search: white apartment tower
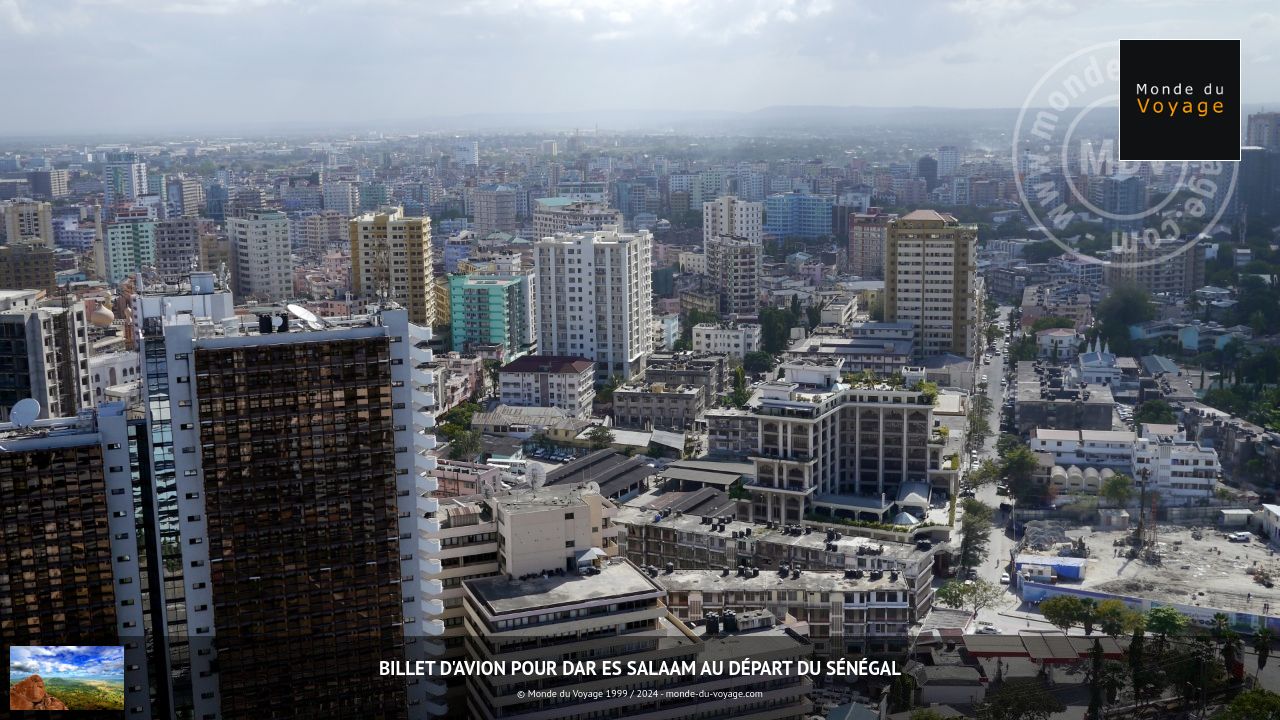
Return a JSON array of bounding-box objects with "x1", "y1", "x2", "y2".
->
[
  {"x1": 323, "y1": 181, "x2": 359, "y2": 217},
  {"x1": 227, "y1": 209, "x2": 292, "y2": 302},
  {"x1": 702, "y1": 195, "x2": 763, "y2": 247},
  {"x1": 535, "y1": 227, "x2": 653, "y2": 382}
]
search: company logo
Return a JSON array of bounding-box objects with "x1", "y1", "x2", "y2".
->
[{"x1": 1013, "y1": 41, "x2": 1238, "y2": 270}]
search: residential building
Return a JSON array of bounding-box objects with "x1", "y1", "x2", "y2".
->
[
  {"x1": 1247, "y1": 111, "x2": 1280, "y2": 150},
  {"x1": 297, "y1": 209, "x2": 347, "y2": 257},
  {"x1": 531, "y1": 198, "x2": 623, "y2": 238},
  {"x1": 0, "y1": 243, "x2": 57, "y2": 292},
  {"x1": 1030, "y1": 429, "x2": 1136, "y2": 471},
  {"x1": 471, "y1": 184, "x2": 518, "y2": 236},
  {"x1": 645, "y1": 351, "x2": 729, "y2": 398},
  {"x1": 884, "y1": 210, "x2": 980, "y2": 358},
  {"x1": 534, "y1": 227, "x2": 653, "y2": 382},
  {"x1": 1020, "y1": 283, "x2": 1094, "y2": 331},
  {"x1": 447, "y1": 274, "x2": 534, "y2": 361},
  {"x1": 1036, "y1": 327, "x2": 1081, "y2": 360},
  {"x1": 1013, "y1": 361, "x2": 1116, "y2": 434},
  {"x1": 764, "y1": 191, "x2": 834, "y2": 238},
  {"x1": 130, "y1": 279, "x2": 443, "y2": 718},
  {"x1": 783, "y1": 334, "x2": 914, "y2": 376},
  {"x1": 164, "y1": 175, "x2": 204, "y2": 218},
  {"x1": 153, "y1": 217, "x2": 200, "y2": 283},
  {"x1": 0, "y1": 294, "x2": 91, "y2": 420},
  {"x1": 1104, "y1": 238, "x2": 1206, "y2": 298},
  {"x1": 613, "y1": 382, "x2": 706, "y2": 431},
  {"x1": 1, "y1": 198, "x2": 53, "y2": 246},
  {"x1": 1133, "y1": 423, "x2": 1221, "y2": 500},
  {"x1": 227, "y1": 209, "x2": 291, "y2": 301},
  {"x1": 323, "y1": 181, "x2": 360, "y2": 217},
  {"x1": 498, "y1": 354, "x2": 595, "y2": 418},
  {"x1": 1091, "y1": 174, "x2": 1145, "y2": 232},
  {"x1": 102, "y1": 152, "x2": 148, "y2": 218},
  {"x1": 691, "y1": 322, "x2": 761, "y2": 359},
  {"x1": 705, "y1": 235, "x2": 762, "y2": 317},
  {"x1": 26, "y1": 168, "x2": 69, "y2": 199},
  {"x1": 849, "y1": 208, "x2": 895, "y2": 279},
  {"x1": 702, "y1": 195, "x2": 763, "y2": 246},
  {"x1": 0, "y1": 403, "x2": 151, "y2": 717},
  {"x1": 350, "y1": 206, "x2": 436, "y2": 325},
  {"x1": 88, "y1": 350, "x2": 140, "y2": 407}
]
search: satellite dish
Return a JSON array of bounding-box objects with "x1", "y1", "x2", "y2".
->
[
  {"x1": 583, "y1": 481, "x2": 600, "y2": 495},
  {"x1": 9, "y1": 398, "x2": 40, "y2": 429},
  {"x1": 287, "y1": 303, "x2": 327, "y2": 330},
  {"x1": 271, "y1": 314, "x2": 285, "y2": 329}
]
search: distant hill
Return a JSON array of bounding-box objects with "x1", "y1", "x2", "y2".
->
[{"x1": 10, "y1": 674, "x2": 124, "y2": 711}]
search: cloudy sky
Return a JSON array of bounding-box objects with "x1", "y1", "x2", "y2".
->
[
  {"x1": 1, "y1": 0, "x2": 1278, "y2": 135},
  {"x1": 10, "y1": 646, "x2": 125, "y2": 679}
]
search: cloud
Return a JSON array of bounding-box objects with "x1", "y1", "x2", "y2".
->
[
  {"x1": 0, "y1": 0, "x2": 34, "y2": 33},
  {"x1": 9, "y1": 646, "x2": 124, "y2": 679}
]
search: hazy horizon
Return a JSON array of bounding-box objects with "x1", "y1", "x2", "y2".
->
[{"x1": 2, "y1": 0, "x2": 1279, "y2": 136}]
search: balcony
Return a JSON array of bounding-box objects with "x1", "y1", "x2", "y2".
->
[
  {"x1": 418, "y1": 495, "x2": 439, "y2": 514},
  {"x1": 408, "y1": 324, "x2": 432, "y2": 344},
  {"x1": 411, "y1": 346, "x2": 434, "y2": 365},
  {"x1": 420, "y1": 577, "x2": 443, "y2": 595},
  {"x1": 418, "y1": 456, "x2": 438, "y2": 472},
  {"x1": 424, "y1": 700, "x2": 449, "y2": 716},
  {"x1": 420, "y1": 475, "x2": 439, "y2": 492},
  {"x1": 421, "y1": 517, "x2": 441, "y2": 534},
  {"x1": 416, "y1": 412, "x2": 435, "y2": 429},
  {"x1": 423, "y1": 598, "x2": 445, "y2": 616},
  {"x1": 424, "y1": 619, "x2": 445, "y2": 636},
  {"x1": 422, "y1": 558, "x2": 443, "y2": 575},
  {"x1": 415, "y1": 431, "x2": 438, "y2": 451},
  {"x1": 422, "y1": 538, "x2": 442, "y2": 554},
  {"x1": 412, "y1": 366, "x2": 435, "y2": 386},
  {"x1": 412, "y1": 389, "x2": 436, "y2": 408}
]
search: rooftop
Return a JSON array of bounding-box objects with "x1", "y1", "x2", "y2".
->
[
  {"x1": 465, "y1": 559, "x2": 664, "y2": 616},
  {"x1": 499, "y1": 355, "x2": 593, "y2": 375},
  {"x1": 658, "y1": 568, "x2": 907, "y2": 594}
]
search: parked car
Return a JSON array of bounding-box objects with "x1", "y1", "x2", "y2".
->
[{"x1": 1000, "y1": 572, "x2": 1011, "y2": 584}]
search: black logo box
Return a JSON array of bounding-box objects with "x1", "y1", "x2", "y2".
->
[{"x1": 1119, "y1": 39, "x2": 1240, "y2": 162}]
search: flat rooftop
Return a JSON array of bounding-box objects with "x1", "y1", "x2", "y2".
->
[
  {"x1": 1050, "y1": 526, "x2": 1280, "y2": 616},
  {"x1": 659, "y1": 569, "x2": 907, "y2": 594},
  {"x1": 466, "y1": 559, "x2": 663, "y2": 616}
]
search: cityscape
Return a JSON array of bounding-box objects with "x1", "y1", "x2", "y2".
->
[{"x1": 4, "y1": 2, "x2": 1280, "y2": 720}]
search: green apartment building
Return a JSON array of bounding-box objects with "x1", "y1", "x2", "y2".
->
[{"x1": 448, "y1": 273, "x2": 534, "y2": 361}]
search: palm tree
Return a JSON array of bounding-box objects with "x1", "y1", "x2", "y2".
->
[
  {"x1": 1255, "y1": 627, "x2": 1275, "y2": 680},
  {"x1": 1222, "y1": 630, "x2": 1244, "y2": 683}
]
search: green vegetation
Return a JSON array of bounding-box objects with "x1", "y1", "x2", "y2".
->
[
  {"x1": 1217, "y1": 688, "x2": 1280, "y2": 720},
  {"x1": 1029, "y1": 316, "x2": 1075, "y2": 332},
  {"x1": 743, "y1": 351, "x2": 774, "y2": 374},
  {"x1": 676, "y1": 309, "x2": 720, "y2": 351},
  {"x1": 41, "y1": 677, "x2": 125, "y2": 710},
  {"x1": 759, "y1": 302, "x2": 805, "y2": 354},
  {"x1": 967, "y1": 392, "x2": 992, "y2": 449},
  {"x1": 447, "y1": 429, "x2": 482, "y2": 460},
  {"x1": 1095, "y1": 282, "x2": 1155, "y2": 356},
  {"x1": 977, "y1": 678, "x2": 1066, "y2": 720},
  {"x1": 1133, "y1": 399, "x2": 1176, "y2": 426},
  {"x1": 957, "y1": 498, "x2": 993, "y2": 570},
  {"x1": 1100, "y1": 473, "x2": 1135, "y2": 508},
  {"x1": 437, "y1": 401, "x2": 483, "y2": 443},
  {"x1": 586, "y1": 425, "x2": 615, "y2": 450},
  {"x1": 936, "y1": 578, "x2": 1004, "y2": 616},
  {"x1": 728, "y1": 367, "x2": 751, "y2": 408}
]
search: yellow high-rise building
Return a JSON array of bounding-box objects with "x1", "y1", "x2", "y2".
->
[
  {"x1": 350, "y1": 207, "x2": 435, "y2": 326},
  {"x1": 885, "y1": 209, "x2": 981, "y2": 359}
]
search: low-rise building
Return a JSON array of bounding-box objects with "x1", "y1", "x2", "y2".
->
[
  {"x1": 1013, "y1": 361, "x2": 1115, "y2": 435},
  {"x1": 691, "y1": 322, "x2": 761, "y2": 359},
  {"x1": 614, "y1": 383, "x2": 706, "y2": 431},
  {"x1": 1133, "y1": 422, "x2": 1221, "y2": 500},
  {"x1": 498, "y1": 355, "x2": 595, "y2": 418},
  {"x1": 645, "y1": 351, "x2": 729, "y2": 398},
  {"x1": 1036, "y1": 327, "x2": 1081, "y2": 360}
]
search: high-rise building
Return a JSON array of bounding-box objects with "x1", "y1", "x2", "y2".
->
[
  {"x1": 164, "y1": 174, "x2": 205, "y2": 218},
  {"x1": 916, "y1": 155, "x2": 939, "y2": 190},
  {"x1": 848, "y1": 207, "x2": 896, "y2": 280},
  {"x1": 1247, "y1": 111, "x2": 1280, "y2": 150},
  {"x1": 453, "y1": 140, "x2": 479, "y2": 167},
  {"x1": 702, "y1": 195, "x2": 763, "y2": 247},
  {"x1": 1103, "y1": 237, "x2": 1205, "y2": 298},
  {"x1": 350, "y1": 207, "x2": 436, "y2": 326},
  {"x1": 298, "y1": 209, "x2": 347, "y2": 256},
  {"x1": 0, "y1": 243, "x2": 57, "y2": 292},
  {"x1": 103, "y1": 152, "x2": 148, "y2": 219},
  {"x1": 323, "y1": 181, "x2": 360, "y2": 217},
  {"x1": 104, "y1": 220, "x2": 157, "y2": 285},
  {"x1": 937, "y1": 146, "x2": 959, "y2": 178},
  {"x1": 447, "y1": 273, "x2": 535, "y2": 361},
  {"x1": 1091, "y1": 174, "x2": 1145, "y2": 232},
  {"x1": 0, "y1": 294, "x2": 91, "y2": 419},
  {"x1": 0, "y1": 402, "x2": 151, "y2": 717},
  {"x1": 885, "y1": 209, "x2": 980, "y2": 358},
  {"x1": 535, "y1": 228, "x2": 653, "y2": 382},
  {"x1": 1, "y1": 198, "x2": 53, "y2": 246},
  {"x1": 471, "y1": 184, "x2": 518, "y2": 236},
  {"x1": 531, "y1": 198, "x2": 623, "y2": 238},
  {"x1": 705, "y1": 235, "x2": 762, "y2": 318},
  {"x1": 129, "y1": 279, "x2": 443, "y2": 718},
  {"x1": 228, "y1": 209, "x2": 292, "y2": 302},
  {"x1": 1239, "y1": 146, "x2": 1280, "y2": 221},
  {"x1": 764, "y1": 192, "x2": 835, "y2": 239},
  {"x1": 26, "y1": 168, "x2": 69, "y2": 199},
  {"x1": 153, "y1": 217, "x2": 200, "y2": 283}
]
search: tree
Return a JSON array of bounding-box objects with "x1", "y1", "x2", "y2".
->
[
  {"x1": 743, "y1": 351, "x2": 774, "y2": 374},
  {"x1": 1030, "y1": 316, "x2": 1075, "y2": 332},
  {"x1": 1128, "y1": 621, "x2": 1147, "y2": 706},
  {"x1": 1094, "y1": 599, "x2": 1142, "y2": 638},
  {"x1": 1146, "y1": 606, "x2": 1189, "y2": 647},
  {"x1": 1133, "y1": 399, "x2": 1177, "y2": 426},
  {"x1": 1095, "y1": 282, "x2": 1155, "y2": 354},
  {"x1": 1218, "y1": 688, "x2": 1280, "y2": 720},
  {"x1": 1255, "y1": 627, "x2": 1274, "y2": 678},
  {"x1": 448, "y1": 430, "x2": 482, "y2": 460},
  {"x1": 1086, "y1": 639, "x2": 1104, "y2": 720},
  {"x1": 729, "y1": 366, "x2": 751, "y2": 408},
  {"x1": 976, "y1": 678, "x2": 1066, "y2": 720},
  {"x1": 985, "y1": 323, "x2": 1001, "y2": 345},
  {"x1": 958, "y1": 499, "x2": 993, "y2": 570},
  {"x1": 1100, "y1": 473, "x2": 1135, "y2": 508},
  {"x1": 968, "y1": 459, "x2": 1001, "y2": 488},
  {"x1": 1002, "y1": 445, "x2": 1044, "y2": 505},
  {"x1": 868, "y1": 295, "x2": 885, "y2": 322},
  {"x1": 936, "y1": 579, "x2": 1004, "y2": 616},
  {"x1": 1040, "y1": 595, "x2": 1086, "y2": 633},
  {"x1": 586, "y1": 425, "x2": 615, "y2": 450},
  {"x1": 996, "y1": 433, "x2": 1023, "y2": 457},
  {"x1": 596, "y1": 375, "x2": 622, "y2": 404},
  {"x1": 909, "y1": 711, "x2": 948, "y2": 720}
]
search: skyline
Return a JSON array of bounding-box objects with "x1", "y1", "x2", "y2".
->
[
  {"x1": 9, "y1": 646, "x2": 125, "y2": 680},
  {"x1": 2, "y1": 0, "x2": 1280, "y2": 135}
]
